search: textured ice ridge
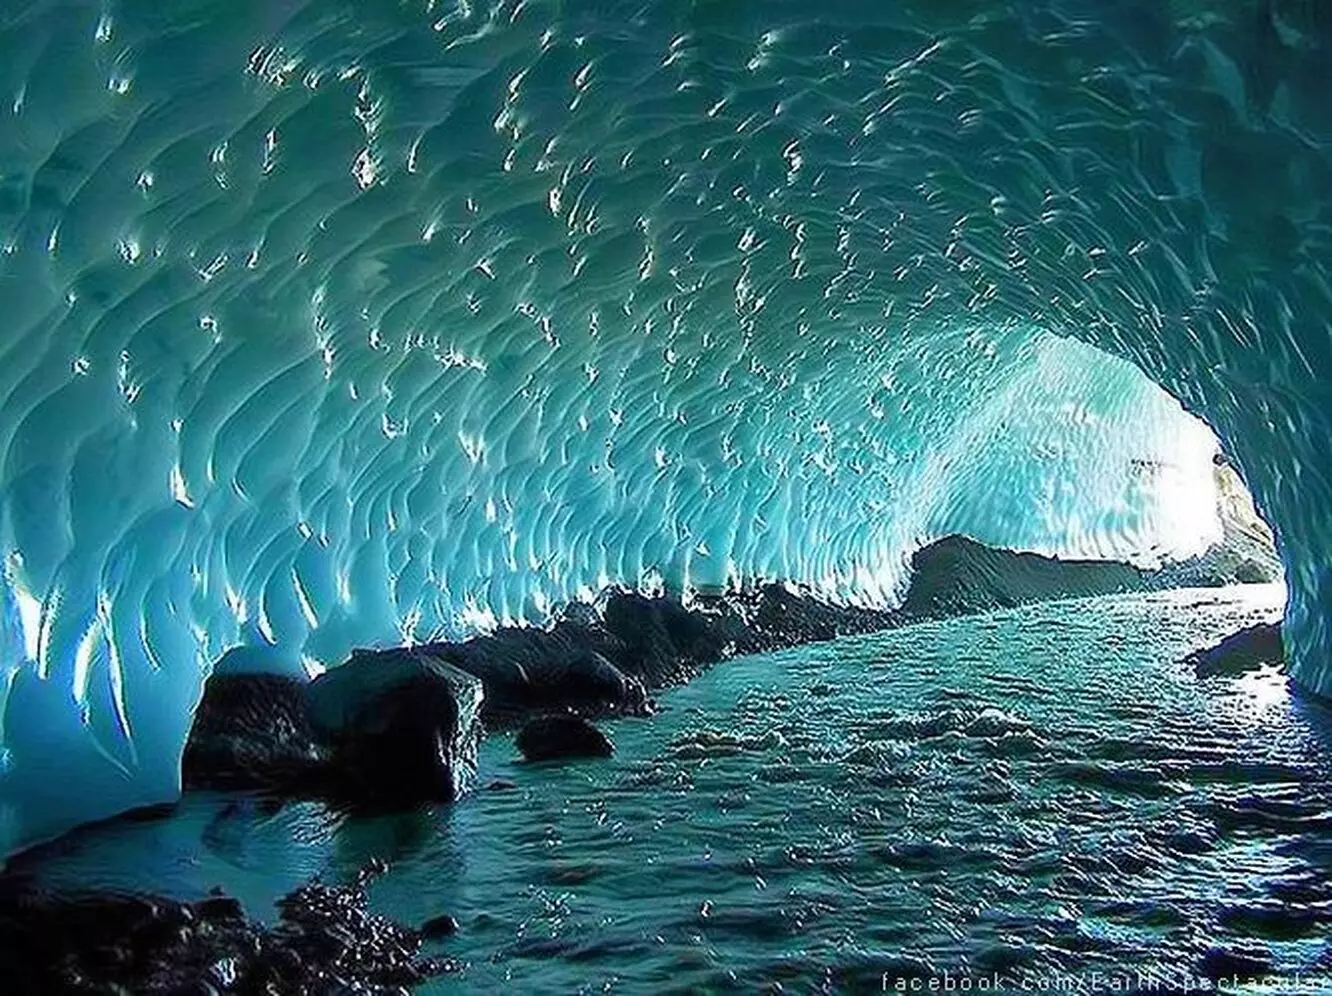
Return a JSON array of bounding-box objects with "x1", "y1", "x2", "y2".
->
[{"x1": 0, "y1": 0, "x2": 1328, "y2": 854}]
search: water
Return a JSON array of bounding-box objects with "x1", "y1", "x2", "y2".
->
[{"x1": 17, "y1": 585, "x2": 1332, "y2": 993}]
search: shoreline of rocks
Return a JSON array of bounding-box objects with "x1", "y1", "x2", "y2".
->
[
  {"x1": 12, "y1": 465, "x2": 1278, "y2": 852},
  {"x1": 179, "y1": 530, "x2": 1285, "y2": 808}
]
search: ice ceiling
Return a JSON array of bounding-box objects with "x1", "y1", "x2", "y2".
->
[{"x1": 0, "y1": 0, "x2": 1328, "y2": 855}]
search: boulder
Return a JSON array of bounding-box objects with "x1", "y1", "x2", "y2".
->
[
  {"x1": 515, "y1": 713, "x2": 614, "y2": 762},
  {"x1": 306, "y1": 648, "x2": 484, "y2": 804},
  {"x1": 745, "y1": 582, "x2": 896, "y2": 650},
  {"x1": 553, "y1": 647, "x2": 650, "y2": 713},
  {"x1": 420, "y1": 913, "x2": 459, "y2": 938},
  {"x1": 601, "y1": 590, "x2": 730, "y2": 685},
  {"x1": 431, "y1": 629, "x2": 650, "y2": 724},
  {"x1": 182, "y1": 673, "x2": 327, "y2": 791},
  {"x1": 1186, "y1": 622, "x2": 1284, "y2": 676},
  {"x1": 900, "y1": 535, "x2": 1149, "y2": 619}
]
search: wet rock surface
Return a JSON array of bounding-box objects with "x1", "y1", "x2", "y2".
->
[
  {"x1": 183, "y1": 650, "x2": 483, "y2": 806},
  {"x1": 0, "y1": 866, "x2": 457, "y2": 995},
  {"x1": 182, "y1": 583, "x2": 899, "y2": 789},
  {"x1": 516, "y1": 714, "x2": 615, "y2": 762},
  {"x1": 424, "y1": 623, "x2": 654, "y2": 724},
  {"x1": 599, "y1": 591, "x2": 740, "y2": 684},
  {"x1": 183, "y1": 673, "x2": 328, "y2": 792},
  {"x1": 307, "y1": 648, "x2": 484, "y2": 805},
  {"x1": 425, "y1": 585, "x2": 900, "y2": 727},
  {"x1": 419, "y1": 525, "x2": 1279, "y2": 730},
  {"x1": 728, "y1": 582, "x2": 898, "y2": 653},
  {"x1": 1186, "y1": 622, "x2": 1285, "y2": 677},
  {"x1": 902, "y1": 536, "x2": 1152, "y2": 619},
  {"x1": 420, "y1": 913, "x2": 460, "y2": 938},
  {"x1": 900, "y1": 534, "x2": 1280, "y2": 622}
]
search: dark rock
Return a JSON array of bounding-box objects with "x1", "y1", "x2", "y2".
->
[
  {"x1": 901, "y1": 510, "x2": 1280, "y2": 621},
  {"x1": 601, "y1": 590, "x2": 732, "y2": 685},
  {"x1": 742, "y1": 582, "x2": 896, "y2": 652},
  {"x1": 181, "y1": 650, "x2": 485, "y2": 811},
  {"x1": 195, "y1": 896, "x2": 244, "y2": 922},
  {"x1": 415, "y1": 589, "x2": 757, "y2": 724},
  {"x1": 553, "y1": 647, "x2": 650, "y2": 712},
  {"x1": 0, "y1": 868, "x2": 453, "y2": 994},
  {"x1": 121, "y1": 802, "x2": 179, "y2": 823},
  {"x1": 1187, "y1": 622, "x2": 1284, "y2": 676},
  {"x1": 307, "y1": 648, "x2": 484, "y2": 805},
  {"x1": 485, "y1": 778, "x2": 517, "y2": 791},
  {"x1": 516, "y1": 713, "x2": 614, "y2": 762},
  {"x1": 420, "y1": 913, "x2": 459, "y2": 938},
  {"x1": 397, "y1": 518, "x2": 1276, "y2": 736},
  {"x1": 182, "y1": 673, "x2": 327, "y2": 791},
  {"x1": 900, "y1": 536, "x2": 1151, "y2": 619},
  {"x1": 427, "y1": 626, "x2": 651, "y2": 725}
]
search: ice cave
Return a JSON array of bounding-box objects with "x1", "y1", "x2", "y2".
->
[{"x1": 0, "y1": 1, "x2": 1329, "y2": 991}]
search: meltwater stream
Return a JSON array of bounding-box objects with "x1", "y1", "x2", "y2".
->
[{"x1": 14, "y1": 586, "x2": 1331, "y2": 993}]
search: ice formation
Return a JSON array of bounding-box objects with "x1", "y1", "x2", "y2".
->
[{"x1": 0, "y1": 0, "x2": 1327, "y2": 854}]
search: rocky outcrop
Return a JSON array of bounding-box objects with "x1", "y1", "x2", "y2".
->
[
  {"x1": 720, "y1": 582, "x2": 899, "y2": 655},
  {"x1": 515, "y1": 714, "x2": 615, "y2": 762},
  {"x1": 1186, "y1": 622, "x2": 1284, "y2": 676},
  {"x1": 0, "y1": 866, "x2": 457, "y2": 994},
  {"x1": 423, "y1": 471, "x2": 1279, "y2": 723},
  {"x1": 422, "y1": 622, "x2": 652, "y2": 724},
  {"x1": 182, "y1": 674, "x2": 327, "y2": 792},
  {"x1": 901, "y1": 507, "x2": 1279, "y2": 622},
  {"x1": 181, "y1": 462, "x2": 1279, "y2": 787},
  {"x1": 389, "y1": 510, "x2": 1279, "y2": 731},
  {"x1": 419, "y1": 592, "x2": 742, "y2": 724},
  {"x1": 599, "y1": 591, "x2": 739, "y2": 684},
  {"x1": 183, "y1": 649, "x2": 483, "y2": 805},
  {"x1": 416, "y1": 585, "x2": 899, "y2": 728},
  {"x1": 901, "y1": 461, "x2": 1280, "y2": 620},
  {"x1": 306, "y1": 648, "x2": 483, "y2": 805},
  {"x1": 899, "y1": 536, "x2": 1156, "y2": 619}
]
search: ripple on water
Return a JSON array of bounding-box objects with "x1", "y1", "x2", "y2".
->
[{"x1": 15, "y1": 587, "x2": 1332, "y2": 991}]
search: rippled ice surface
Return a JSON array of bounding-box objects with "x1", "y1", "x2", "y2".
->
[{"x1": 20, "y1": 586, "x2": 1332, "y2": 992}]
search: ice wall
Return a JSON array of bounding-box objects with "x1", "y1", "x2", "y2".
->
[{"x1": 0, "y1": 0, "x2": 1328, "y2": 854}]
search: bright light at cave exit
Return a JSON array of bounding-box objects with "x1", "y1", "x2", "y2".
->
[{"x1": 1151, "y1": 429, "x2": 1229, "y2": 559}]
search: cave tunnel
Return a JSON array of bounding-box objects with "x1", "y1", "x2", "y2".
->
[{"x1": 0, "y1": 0, "x2": 1330, "y2": 988}]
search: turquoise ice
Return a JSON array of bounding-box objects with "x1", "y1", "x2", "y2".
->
[{"x1": 0, "y1": 0, "x2": 1327, "y2": 854}]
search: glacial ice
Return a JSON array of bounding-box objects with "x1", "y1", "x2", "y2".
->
[{"x1": 0, "y1": 0, "x2": 1328, "y2": 855}]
